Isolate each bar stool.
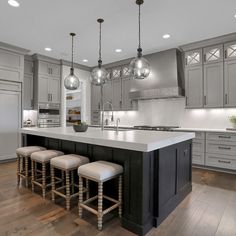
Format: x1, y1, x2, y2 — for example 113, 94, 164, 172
50, 154, 89, 210
16, 146, 46, 187
78, 161, 123, 231
31, 150, 64, 198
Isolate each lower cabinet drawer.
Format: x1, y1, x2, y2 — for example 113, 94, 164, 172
192, 152, 205, 165
193, 139, 205, 153
206, 154, 236, 170
206, 140, 236, 157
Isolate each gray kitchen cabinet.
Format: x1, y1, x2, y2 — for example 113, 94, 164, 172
23, 58, 34, 110
38, 76, 60, 103
185, 65, 203, 108
103, 80, 113, 110
0, 81, 21, 161
34, 55, 61, 106
122, 78, 133, 110
38, 60, 61, 77
192, 131, 205, 165
23, 74, 33, 109
224, 59, 236, 107
38, 76, 49, 103
203, 45, 223, 64
91, 84, 101, 110
224, 41, 236, 61
185, 49, 202, 67
49, 77, 60, 103
203, 62, 223, 107
0, 48, 25, 83
113, 78, 122, 110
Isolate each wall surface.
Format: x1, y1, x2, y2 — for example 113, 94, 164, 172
61, 65, 91, 127
105, 98, 236, 129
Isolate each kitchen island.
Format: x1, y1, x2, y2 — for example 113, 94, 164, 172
20, 127, 195, 236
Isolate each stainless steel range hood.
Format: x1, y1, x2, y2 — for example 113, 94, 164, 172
129, 48, 185, 100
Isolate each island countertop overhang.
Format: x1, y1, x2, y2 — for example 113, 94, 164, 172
20, 127, 195, 152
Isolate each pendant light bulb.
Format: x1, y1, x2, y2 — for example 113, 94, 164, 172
91, 18, 108, 86
64, 33, 80, 90
129, 0, 150, 80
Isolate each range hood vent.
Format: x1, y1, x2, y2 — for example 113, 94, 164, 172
129, 48, 185, 100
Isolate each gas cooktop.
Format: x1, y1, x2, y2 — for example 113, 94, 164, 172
133, 125, 179, 131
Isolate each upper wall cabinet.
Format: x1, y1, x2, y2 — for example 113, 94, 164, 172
34, 55, 61, 105
185, 49, 202, 67
185, 65, 203, 108
224, 41, 236, 107
203, 45, 223, 64
23, 58, 34, 109
38, 61, 61, 77
224, 41, 236, 61
0, 48, 25, 83
184, 42, 236, 108
185, 49, 203, 108
203, 45, 224, 108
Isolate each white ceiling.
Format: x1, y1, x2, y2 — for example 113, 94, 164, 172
0, 0, 236, 66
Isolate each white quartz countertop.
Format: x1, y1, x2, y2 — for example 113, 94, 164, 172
20, 127, 195, 152
174, 127, 236, 133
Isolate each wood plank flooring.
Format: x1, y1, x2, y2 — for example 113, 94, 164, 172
0, 162, 236, 236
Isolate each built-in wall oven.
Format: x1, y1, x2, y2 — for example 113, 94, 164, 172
38, 103, 60, 128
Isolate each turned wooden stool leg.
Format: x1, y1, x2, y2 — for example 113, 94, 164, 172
17, 155, 20, 185
98, 181, 103, 231
61, 170, 64, 185
118, 175, 122, 218
65, 170, 70, 210
78, 176, 83, 218
31, 159, 35, 192
42, 163, 46, 198
86, 179, 89, 200
25, 156, 29, 188
71, 170, 75, 194
51, 166, 55, 202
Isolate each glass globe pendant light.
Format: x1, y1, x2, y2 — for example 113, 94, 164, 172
64, 33, 80, 90
129, 0, 150, 80
91, 19, 108, 86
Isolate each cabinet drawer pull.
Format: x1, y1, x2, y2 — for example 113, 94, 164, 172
218, 146, 231, 150
218, 135, 231, 139
218, 160, 231, 164
225, 94, 228, 105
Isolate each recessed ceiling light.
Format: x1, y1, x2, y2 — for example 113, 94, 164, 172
45, 47, 52, 52
234, 14, 236, 18
8, 0, 20, 7
83, 59, 88, 62
163, 34, 170, 39
115, 49, 122, 53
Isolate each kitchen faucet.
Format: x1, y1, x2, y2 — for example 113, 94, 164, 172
101, 101, 114, 131
116, 118, 120, 134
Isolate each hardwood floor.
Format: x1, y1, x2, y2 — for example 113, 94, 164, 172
0, 162, 236, 236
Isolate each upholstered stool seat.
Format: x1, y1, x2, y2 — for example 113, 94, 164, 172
51, 154, 89, 170
31, 150, 63, 163
50, 154, 89, 210
31, 150, 64, 198
78, 161, 123, 230
16, 146, 46, 187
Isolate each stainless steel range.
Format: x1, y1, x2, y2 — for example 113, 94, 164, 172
38, 103, 60, 128
133, 125, 179, 131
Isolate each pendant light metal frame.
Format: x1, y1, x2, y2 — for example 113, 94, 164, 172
91, 18, 108, 86
64, 32, 80, 90
129, 0, 150, 80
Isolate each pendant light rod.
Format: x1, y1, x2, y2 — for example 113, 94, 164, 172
136, 0, 144, 57
97, 18, 104, 68
70, 33, 76, 69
